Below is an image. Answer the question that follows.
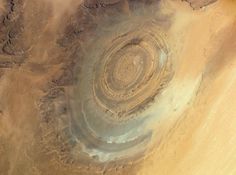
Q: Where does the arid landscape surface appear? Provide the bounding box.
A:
[0,0,236,175]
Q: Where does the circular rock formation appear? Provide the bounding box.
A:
[93,30,170,119]
[68,25,173,162]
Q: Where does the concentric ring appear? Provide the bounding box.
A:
[69,25,173,162]
[93,29,170,119]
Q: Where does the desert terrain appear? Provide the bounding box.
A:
[0,0,236,175]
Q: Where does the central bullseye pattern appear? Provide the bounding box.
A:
[111,47,144,89]
[93,30,170,119]
[70,26,173,162]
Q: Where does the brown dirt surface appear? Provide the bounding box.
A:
[2,0,236,175]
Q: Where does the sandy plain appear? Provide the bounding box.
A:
[0,0,236,175]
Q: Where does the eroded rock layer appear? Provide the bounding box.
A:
[0,0,220,175]
[184,0,217,9]
[68,23,173,163]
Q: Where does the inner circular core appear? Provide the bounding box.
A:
[107,45,146,90]
[113,52,142,87]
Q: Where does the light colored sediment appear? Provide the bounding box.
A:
[1,0,236,175]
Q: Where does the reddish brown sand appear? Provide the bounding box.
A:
[1,0,236,175]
